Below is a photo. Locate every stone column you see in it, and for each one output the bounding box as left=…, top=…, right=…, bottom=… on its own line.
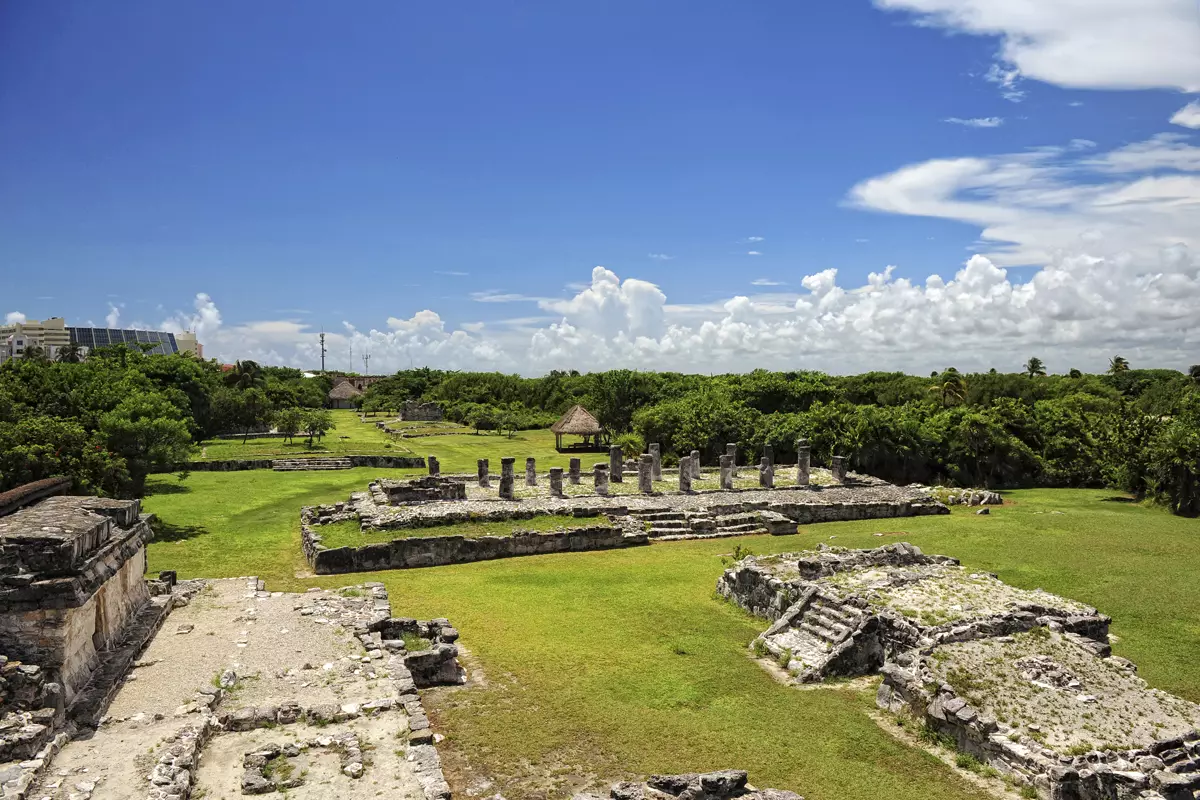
left=594, top=464, right=610, bottom=496
left=719, top=454, right=734, bottom=490
left=763, top=445, right=774, bottom=468
left=568, top=457, right=581, bottom=485
left=796, top=439, right=810, bottom=487
left=499, top=457, right=516, bottom=500
left=831, top=455, right=847, bottom=483
left=679, top=456, right=693, bottom=493
left=725, top=443, right=738, bottom=477
left=428, top=456, right=440, bottom=476
left=638, top=454, right=654, bottom=494
left=609, top=445, right=624, bottom=483
left=759, top=458, right=774, bottom=489
left=526, top=457, right=537, bottom=486
left=649, top=443, right=662, bottom=481
left=549, top=467, right=564, bottom=498
left=477, top=458, right=490, bottom=488
left=690, top=450, right=701, bottom=479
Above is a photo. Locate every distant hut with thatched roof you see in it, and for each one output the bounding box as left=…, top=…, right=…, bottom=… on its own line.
left=327, top=379, right=364, bottom=410
left=550, top=404, right=607, bottom=451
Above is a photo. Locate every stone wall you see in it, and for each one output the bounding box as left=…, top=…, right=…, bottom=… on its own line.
left=377, top=476, right=467, bottom=504
left=302, top=522, right=648, bottom=574
left=158, top=454, right=426, bottom=473
left=0, top=478, right=71, bottom=518
left=399, top=401, right=444, bottom=422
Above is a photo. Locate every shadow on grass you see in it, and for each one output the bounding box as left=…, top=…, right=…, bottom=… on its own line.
left=143, top=481, right=192, bottom=496
left=150, top=520, right=209, bottom=542
left=1100, top=495, right=1138, bottom=503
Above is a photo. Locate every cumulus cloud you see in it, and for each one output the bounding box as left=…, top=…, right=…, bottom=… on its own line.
left=849, top=132, right=1200, bottom=267
left=945, top=116, right=1005, bottom=128
left=4, top=312, right=26, bottom=325
left=1172, top=101, right=1200, bottom=130
left=875, top=0, right=1200, bottom=93
left=105, top=304, right=121, bottom=328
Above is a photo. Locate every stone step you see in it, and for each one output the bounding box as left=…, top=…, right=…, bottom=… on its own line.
left=636, top=511, right=688, bottom=522
left=715, top=523, right=765, bottom=534
left=810, top=607, right=857, bottom=634
left=714, top=513, right=760, bottom=526
left=648, top=520, right=690, bottom=530
left=804, top=614, right=850, bottom=642
left=798, top=619, right=843, bottom=645
left=653, top=530, right=756, bottom=542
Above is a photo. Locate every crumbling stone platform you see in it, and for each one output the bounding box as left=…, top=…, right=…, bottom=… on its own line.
left=23, top=578, right=459, bottom=800
left=719, top=543, right=1200, bottom=799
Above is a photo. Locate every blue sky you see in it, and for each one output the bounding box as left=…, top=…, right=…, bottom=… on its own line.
left=2, top=1, right=1199, bottom=374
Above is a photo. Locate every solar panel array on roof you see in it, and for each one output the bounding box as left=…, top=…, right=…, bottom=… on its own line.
left=67, top=328, right=180, bottom=356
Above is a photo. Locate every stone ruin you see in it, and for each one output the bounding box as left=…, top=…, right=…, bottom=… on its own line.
left=399, top=400, right=444, bottom=422
left=0, top=480, right=197, bottom=795
left=574, top=770, right=802, bottom=800
left=719, top=543, right=1200, bottom=799
left=376, top=475, right=467, bottom=504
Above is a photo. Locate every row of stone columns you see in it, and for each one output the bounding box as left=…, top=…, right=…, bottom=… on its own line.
left=477, top=437, right=840, bottom=501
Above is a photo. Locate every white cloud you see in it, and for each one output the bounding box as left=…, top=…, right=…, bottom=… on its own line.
left=746, top=236, right=765, bottom=242
left=984, top=64, right=1025, bottom=102
left=876, top=0, right=1200, bottom=94
left=434, top=270, right=470, bottom=277
left=470, top=291, right=550, bottom=304
left=1172, top=101, right=1200, bottom=130
left=751, top=279, right=784, bottom=287
left=849, top=132, right=1200, bottom=267
left=460, top=322, right=486, bottom=333
left=4, top=312, right=26, bottom=325
left=945, top=116, right=1005, bottom=128
left=747, top=250, right=763, bottom=256
left=648, top=253, right=675, bottom=261
left=105, top=304, right=121, bottom=328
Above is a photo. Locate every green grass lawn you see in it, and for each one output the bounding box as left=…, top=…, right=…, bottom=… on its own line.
left=315, top=514, right=585, bottom=549
left=141, top=474, right=1200, bottom=800
left=192, top=410, right=580, bottom=470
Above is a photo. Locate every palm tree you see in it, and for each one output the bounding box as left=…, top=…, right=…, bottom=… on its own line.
left=225, top=360, right=265, bottom=390
left=56, top=341, right=84, bottom=363
left=1024, top=357, right=1047, bottom=378
left=1109, top=356, right=1130, bottom=374
left=929, top=368, right=968, bottom=408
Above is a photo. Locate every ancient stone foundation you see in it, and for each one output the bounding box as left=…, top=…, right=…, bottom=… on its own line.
left=574, top=770, right=802, bottom=800
left=399, top=400, right=444, bottom=422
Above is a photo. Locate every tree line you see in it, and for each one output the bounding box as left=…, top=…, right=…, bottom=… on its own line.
left=361, top=361, right=1200, bottom=515
left=0, top=348, right=333, bottom=497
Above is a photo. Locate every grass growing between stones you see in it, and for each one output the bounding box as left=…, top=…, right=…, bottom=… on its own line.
left=315, top=514, right=589, bottom=549
left=142, top=475, right=1200, bottom=800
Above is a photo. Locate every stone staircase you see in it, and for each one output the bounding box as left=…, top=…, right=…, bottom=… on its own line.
left=629, top=508, right=791, bottom=539
left=272, top=457, right=354, bottom=471
left=760, top=593, right=869, bottom=682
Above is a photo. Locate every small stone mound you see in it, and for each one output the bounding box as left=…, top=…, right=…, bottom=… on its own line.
left=574, top=770, right=803, bottom=800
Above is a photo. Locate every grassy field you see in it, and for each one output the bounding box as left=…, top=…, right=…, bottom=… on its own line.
left=192, top=410, right=581, bottom=471
left=316, top=514, right=585, bottom=549
left=141, top=474, right=1200, bottom=800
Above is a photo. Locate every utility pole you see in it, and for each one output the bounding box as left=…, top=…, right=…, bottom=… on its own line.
left=319, top=332, right=326, bottom=373
left=362, top=352, right=370, bottom=376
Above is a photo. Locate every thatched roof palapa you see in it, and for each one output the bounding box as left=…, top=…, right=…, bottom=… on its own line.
left=551, top=404, right=604, bottom=436
left=328, top=380, right=364, bottom=400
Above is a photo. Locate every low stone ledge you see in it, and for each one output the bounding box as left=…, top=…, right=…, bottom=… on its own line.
left=152, top=455, right=426, bottom=473
left=304, top=523, right=648, bottom=574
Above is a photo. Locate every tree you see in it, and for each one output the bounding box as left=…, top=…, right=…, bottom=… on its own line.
left=1188, top=365, right=1200, bottom=386
left=1068, top=368, right=1083, bottom=379
left=224, top=360, right=265, bottom=391
left=55, top=341, right=84, bottom=363
left=275, top=407, right=305, bottom=444
left=1024, top=357, right=1047, bottom=378
left=99, top=391, right=192, bottom=496
left=929, top=368, right=968, bottom=408
left=21, top=345, right=47, bottom=362
left=301, top=408, right=334, bottom=447
left=1109, top=356, right=1130, bottom=374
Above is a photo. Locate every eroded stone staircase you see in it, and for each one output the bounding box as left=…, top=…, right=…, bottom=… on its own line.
left=759, top=592, right=869, bottom=682
left=272, top=457, right=353, bottom=471
left=629, top=507, right=797, bottom=539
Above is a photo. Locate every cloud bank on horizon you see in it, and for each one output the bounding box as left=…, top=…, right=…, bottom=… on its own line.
left=6, top=0, right=1199, bottom=376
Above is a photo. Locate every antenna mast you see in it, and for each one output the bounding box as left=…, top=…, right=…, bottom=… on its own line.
left=319, top=332, right=327, bottom=373
left=362, top=352, right=370, bottom=377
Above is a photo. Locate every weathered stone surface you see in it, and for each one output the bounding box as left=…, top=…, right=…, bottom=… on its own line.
left=796, top=439, right=810, bottom=487
left=830, top=456, right=847, bottom=483
left=719, top=456, right=734, bottom=491
left=639, top=455, right=654, bottom=494
left=595, top=465, right=610, bottom=496
left=649, top=444, right=662, bottom=481
left=478, top=459, right=490, bottom=488
left=569, top=458, right=582, bottom=485
left=427, top=456, right=440, bottom=476
left=610, top=446, right=624, bottom=483
left=580, top=771, right=802, bottom=800
left=726, top=443, right=738, bottom=477
left=679, top=457, right=693, bottom=493
left=526, top=458, right=537, bottom=487
left=690, top=451, right=702, bottom=479
left=759, top=459, right=774, bottom=489
left=550, top=468, right=565, bottom=498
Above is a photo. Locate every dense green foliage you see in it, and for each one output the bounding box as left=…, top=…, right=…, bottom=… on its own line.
left=363, top=363, right=1200, bottom=513
left=0, top=348, right=332, bottom=496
